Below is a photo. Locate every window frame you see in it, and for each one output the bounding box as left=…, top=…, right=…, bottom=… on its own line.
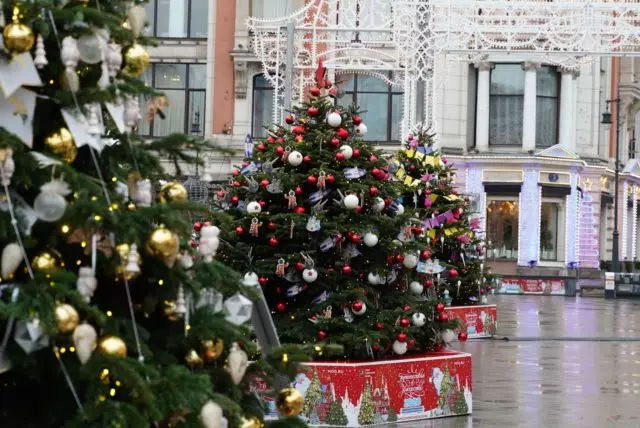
left=535, top=65, right=561, bottom=149
left=140, top=63, right=207, bottom=138
left=251, top=74, right=276, bottom=139
left=540, top=198, right=563, bottom=262
left=488, top=63, right=525, bottom=147
left=146, top=0, right=208, bottom=40
left=485, top=196, right=520, bottom=260
left=344, top=72, right=403, bottom=143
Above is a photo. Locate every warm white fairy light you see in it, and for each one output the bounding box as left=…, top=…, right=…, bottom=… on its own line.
left=622, top=181, right=629, bottom=260
left=575, top=191, right=581, bottom=266
left=565, top=194, right=571, bottom=265
left=633, top=184, right=638, bottom=261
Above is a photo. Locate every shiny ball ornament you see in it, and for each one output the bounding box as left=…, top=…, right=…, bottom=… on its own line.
left=367, top=272, right=382, bottom=285
left=55, top=303, right=80, bottom=333
left=327, top=112, right=342, bottom=127
left=355, top=123, right=368, bottom=136
left=395, top=203, right=405, bottom=215
left=3, top=21, right=35, bottom=55
left=310, top=87, right=321, bottom=97
left=98, top=335, right=127, bottom=357
left=351, top=300, right=366, bottom=315
left=442, top=329, right=456, bottom=344
left=403, top=253, right=419, bottom=269
left=159, top=182, right=188, bottom=203
left=436, top=303, right=446, bottom=313
left=343, top=194, right=359, bottom=209
left=363, top=232, right=379, bottom=247
left=268, top=237, right=279, bottom=247
left=317, top=330, right=328, bottom=340
left=440, top=313, right=450, bottom=323
left=400, top=317, right=411, bottom=328
left=303, top=268, right=318, bottom=283
left=44, top=128, right=77, bottom=163
left=335, top=152, right=346, bottom=162
left=202, top=338, right=224, bottom=360
left=288, top=150, right=303, bottom=166
left=34, top=189, right=68, bottom=222
left=412, top=312, right=426, bottom=327
left=339, top=145, right=353, bottom=159
left=185, top=349, right=204, bottom=367
left=458, top=332, right=468, bottom=342
left=32, top=251, right=58, bottom=272
left=146, top=225, right=179, bottom=265
left=240, top=416, right=264, bottom=428
left=372, top=197, right=385, bottom=212
left=449, top=268, right=459, bottom=279
left=337, top=128, right=349, bottom=140
left=353, top=115, right=363, bottom=125
left=276, top=387, right=304, bottom=417
left=123, top=43, right=150, bottom=77
left=409, top=281, right=424, bottom=295
left=342, top=265, right=353, bottom=275
left=246, top=201, right=262, bottom=214
left=397, top=332, right=408, bottom=342
left=392, top=340, right=408, bottom=355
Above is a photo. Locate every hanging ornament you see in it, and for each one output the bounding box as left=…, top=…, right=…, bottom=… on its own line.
left=44, top=128, right=77, bottom=163
left=146, top=225, right=180, bottom=267
left=200, top=400, right=224, bottom=428
left=343, top=194, right=359, bottom=209
left=127, top=4, right=147, bottom=38
left=275, top=258, right=288, bottom=277
left=239, top=417, right=263, bottom=428
left=412, top=312, right=426, bottom=327
left=185, top=349, right=204, bottom=367
left=3, top=6, right=35, bottom=55
left=123, top=43, right=150, bottom=77
left=72, top=323, right=97, bottom=364
left=449, top=268, right=459, bottom=279
left=337, top=128, right=349, bottom=140
left=227, top=342, right=249, bottom=385
left=392, top=340, right=408, bottom=355
left=249, top=217, right=262, bottom=237
left=202, top=338, right=224, bottom=361
left=0, top=149, right=14, bottom=186
left=34, top=34, right=48, bottom=69
left=285, top=190, right=297, bottom=210
left=458, top=332, right=468, bottom=342
left=442, top=329, right=456, bottom=344
left=55, top=303, right=80, bottom=334
left=303, top=268, right=318, bottom=283
left=175, top=285, right=187, bottom=316
left=124, top=95, right=142, bottom=131
left=14, top=319, right=49, bottom=354
left=107, top=42, right=123, bottom=78
left=372, top=197, right=385, bottom=212
left=339, top=145, right=353, bottom=159
left=130, top=177, right=152, bottom=207
left=224, top=293, right=253, bottom=326
left=287, top=150, right=303, bottom=166
left=98, top=335, right=127, bottom=357
left=355, top=123, right=368, bottom=136
left=76, top=266, right=97, bottom=303
left=61, top=36, right=80, bottom=92
left=409, top=281, right=424, bottom=295
left=367, top=272, right=382, bottom=285
left=403, top=253, right=419, bottom=269
left=1, top=243, right=22, bottom=279
left=242, top=272, right=259, bottom=287
left=351, top=300, right=366, bottom=315
left=276, top=388, right=304, bottom=417
left=159, top=182, right=188, bottom=203
left=317, top=170, right=327, bottom=189
left=32, top=251, right=58, bottom=272
left=77, top=32, right=104, bottom=64
left=363, top=232, right=378, bottom=247
left=124, top=244, right=141, bottom=278
left=327, top=112, right=342, bottom=127
left=246, top=201, right=261, bottom=214
left=87, top=104, right=102, bottom=136
left=199, top=225, right=220, bottom=262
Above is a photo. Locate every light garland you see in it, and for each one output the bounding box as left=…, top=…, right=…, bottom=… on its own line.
left=633, top=184, right=638, bottom=261
left=565, top=194, right=570, bottom=265
left=622, top=181, right=629, bottom=261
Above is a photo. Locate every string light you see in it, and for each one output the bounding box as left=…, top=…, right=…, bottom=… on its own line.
left=81, top=241, right=87, bottom=248
left=158, top=279, right=164, bottom=286
left=111, top=177, right=117, bottom=182
left=633, top=184, right=638, bottom=261
left=106, top=310, right=113, bottom=317
left=61, top=225, right=70, bottom=234
left=281, top=353, right=289, bottom=363
left=622, top=181, right=629, bottom=260
left=94, top=215, right=102, bottom=222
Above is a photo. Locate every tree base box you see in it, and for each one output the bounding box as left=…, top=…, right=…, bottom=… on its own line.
left=444, top=304, right=497, bottom=339
left=281, top=352, right=472, bottom=426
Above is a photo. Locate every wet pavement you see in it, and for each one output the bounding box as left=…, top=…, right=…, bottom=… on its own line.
left=409, top=295, right=640, bottom=428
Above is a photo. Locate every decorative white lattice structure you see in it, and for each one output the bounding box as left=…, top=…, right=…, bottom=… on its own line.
left=248, top=0, right=640, bottom=136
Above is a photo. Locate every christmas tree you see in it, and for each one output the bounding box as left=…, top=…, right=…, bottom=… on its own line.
left=219, top=62, right=455, bottom=360
left=326, top=397, right=348, bottom=426
left=453, top=389, right=469, bottom=414
left=392, top=127, right=491, bottom=306
left=0, top=1, right=306, bottom=427
left=302, top=370, right=323, bottom=418
left=357, top=383, right=374, bottom=425
left=437, top=366, right=453, bottom=413
left=386, top=405, right=398, bottom=422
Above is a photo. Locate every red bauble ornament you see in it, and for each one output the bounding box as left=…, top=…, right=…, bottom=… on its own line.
left=403, top=305, right=412, bottom=312
left=235, top=226, right=244, bottom=235
left=259, top=277, right=268, bottom=286
left=355, top=205, right=362, bottom=214
left=256, top=143, right=266, bottom=152
left=350, top=233, right=361, bottom=244
left=369, top=186, right=379, bottom=197
left=325, top=79, right=332, bottom=87
left=336, top=152, right=346, bottom=162
left=267, top=222, right=277, bottom=230
left=326, top=174, right=335, bottom=184
left=353, top=115, right=363, bottom=125
left=216, top=190, right=225, bottom=199
left=458, top=332, right=468, bottom=342
left=275, top=302, right=287, bottom=312
left=232, top=181, right=242, bottom=188
left=421, top=249, right=431, bottom=260
left=231, top=196, right=240, bottom=204
left=425, top=279, right=434, bottom=288
left=275, top=146, right=285, bottom=156
left=294, top=206, right=306, bottom=214
left=310, top=87, right=321, bottom=96
left=342, top=265, right=353, bottom=275
left=408, top=339, right=416, bottom=349
left=435, top=343, right=444, bottom=352
left=372, top=344, right=381, bottom=352
left=285, top=115, right=294, bottom=124
left=295, top=135, right=304, bottom=142
left=351, top=301, right=364, bottom=313
left=269, top=237, right=279, bottom=247
left=303, top=155, right=312, bottom=163
left=337, top=128, right=349, bottom=140
left=436, top=303, right=445, bottom=313
left=267, top=136, right=276, bottom=143
left=295, top=262, right=305, bottom=271
left=277, top=137, right=284, bottom=143
left=395, top=255, right=405, bottom=264
left=232, top=168, right=240, bottom=176
left=440, top=313, right=449, bottom=323
left=330, top=137, right=340, bottom=147
left=449, top=268, right=459, bottom=279
left=397, top=333, right=408, bottom=343
left=369, top=155, right=378, bottom=162
left=352, top=148, right=360, bottom=158
left=307, top=175, right=318, bottom=185
left=190, top=240, right=198, bottom=248
left=193, top=222, right=202, bottom=232
left=293, top=125, right=305, bottom=135
left=480, top=289, right=485, bottom=295
left=307, top=106, right=319, bottom=116
left=259, top=200, right=267, bottom=209
left=375, top=322, right=384, bottom=331
left=400, top=318, right=411, bottom=328
left=295, top=186, right=303, bottom=196
left=408, top=135, right=414, bottom=141
left=443, top=158, right=448, bottom=164
left=371, top=168, right=381, bottom=178
left=317, top=330, right=328, bottom=340
left=386, top=256, right=395, bottom=266
left=260, top=179, right=270, bottom=188
left=409, top=164, right=416, bottom=171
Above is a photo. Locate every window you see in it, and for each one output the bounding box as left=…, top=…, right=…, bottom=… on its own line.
left=540, top=202, right=560, bottom=260
left=251, top=0, right=292, bottom=19
left=145, top=0, right=208, bottom=38
left=252, top=75, right=275, bottom=138
left=489, top=64, right=524, bottom=146
left=140, top=64, right=206, bottom=137
left=536, top=66, right=559, bottom=148
left=344, top=73, right=403, bottom=142
left=486, top=198, right=519, bottom=259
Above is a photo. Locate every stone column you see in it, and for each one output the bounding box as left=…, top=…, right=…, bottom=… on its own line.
left=522, top=62, right=540, bottom=152
left=475, top=62, right=494, bottom=152
left=559, top=67, right=576, bottom=152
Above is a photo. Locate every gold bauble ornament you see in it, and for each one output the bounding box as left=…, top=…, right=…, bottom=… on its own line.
left=55, top=303, right=80, bottom=333
left=185, top=349, right=203, bottom=367
left=3, top=14, right=35, bottom=55
left=44, top=128, right=77, bottom=163
left=98, top=335, right=127, bottom=357
left=163, top=300, right=178, bottom=321
left=202, top=338, right=224, bottom=361
left=275, top=387, right=304, bottom=417
left=159, top=182, right=188, bottom=204
left=32, top=251, right=58, bottom=272
left=239, top=416, right=264, bottom=428
left=115, top=243, right=142, bottom=280
left=123, top=43, right=150, bottom=77
left=146, top=225, right=179, bottom=266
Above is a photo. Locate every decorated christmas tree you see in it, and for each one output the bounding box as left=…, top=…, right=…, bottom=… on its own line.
left=219, top=62, right=456, bottom=360
left=357, top=383, right=375, bottom=425
left=302, top=370, right=323, bottom=418
left=0, top=1, right=306, bottom=427
left=392, top=127, right=491, bottom=307
left=386, top=405, right=398, bottom=422
left=326, top=397, right=348, bottom=426
left=453, top=389, right=469, bottom=414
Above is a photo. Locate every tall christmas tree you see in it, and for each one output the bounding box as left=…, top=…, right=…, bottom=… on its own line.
left=393, top=127, right=491, bottom=306
left=219, top=62, right=456, bottom=360
left=302, top=370, right=323, bottom=418
left=0, top=1, right=306, bottom=427
left=357, top=383, right=374, bottom=425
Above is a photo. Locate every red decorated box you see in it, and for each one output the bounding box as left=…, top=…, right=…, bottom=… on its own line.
left=280, top=352, right=472, bottom=426
left=444, top=305, right=497, bottom=339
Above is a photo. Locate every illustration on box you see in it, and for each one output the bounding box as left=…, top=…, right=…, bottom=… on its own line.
left=498, top=278, right=565, bottom=295
left=446, top=306, right=497, bottom=338
left=287, top=360, right=471, bottom=426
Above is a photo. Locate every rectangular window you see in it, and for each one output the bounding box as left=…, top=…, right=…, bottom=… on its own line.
left=536, top=66, right=559, bottom=148
left=252, top=75, right=275, bottom=138
left=489, top=64, right=524, bottom=146
left=145, top=0, right=208, bottom=39
left=139, top=63, right=206, bottom=137
left=540, top=202, right=560, bottom=261
left=486, top=198, right=519, bottom=259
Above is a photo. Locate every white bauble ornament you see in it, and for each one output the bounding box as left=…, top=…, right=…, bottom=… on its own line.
left=372, top=197, right=385, bottom=212
left=200, top=400, right=224, bottom=428
left=363, top=232, right=378, bottom=247
left=409, top=281, right=424, bottom=295
left=34, top=180, right=71, bottom=222
left=226, top=342, right=249, bottom=385
left=288, top=151, right=303, bottom=166
left=242, top=272, right=259, bottom=287
left=77, top=33, right=104, bottom=64
left=412, top=312, right=426, bottom=327
left=367, top=272, right=381, bottom=285
left=339, top=145, right=353, bottom=159
left=343, top=194, right=359, bottom=209
left=442, top=329, right=456, bottom=344
left=303, top=268, right=318, bottom=283
left=72, top=323, right=97, bottom=364
left=76, top=267, right=97, bottom=303
left=179, top=253, right=194, bottom=270
left=481, top=295, right=488, bottom=304
left=392, top=340, right=408, bottom=355
left=327, top=112, right=342, bottom=128
left=355, top=123, right=368, bottom=136
left=395, top=203, right=405, bottom=215
left=246, top=201, right=262, bottom=214
left=1, top=243, right=22, bottom=279
left=352, top=301, right=366, bottom=316
left=403, top=253, right=419, bottom=269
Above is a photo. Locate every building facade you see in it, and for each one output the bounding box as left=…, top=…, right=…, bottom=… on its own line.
left=144, top=0, right=640, bottom=278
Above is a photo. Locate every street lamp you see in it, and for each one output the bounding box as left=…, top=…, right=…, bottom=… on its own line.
left=602, top=97, right=621, bottom=298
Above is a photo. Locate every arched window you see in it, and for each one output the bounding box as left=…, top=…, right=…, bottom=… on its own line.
left=252, top=75, right=275, bottom=138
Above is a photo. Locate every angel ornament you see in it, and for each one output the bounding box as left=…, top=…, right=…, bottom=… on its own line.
left=275, top=258, right=288, bottom=277
left=249, top=217, right=262, bottom=237
left=281, top=147, right=291, bottom=163
left=317, top=171, right=327, bottom=189
left=285, top=190, right=297, bottom=210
